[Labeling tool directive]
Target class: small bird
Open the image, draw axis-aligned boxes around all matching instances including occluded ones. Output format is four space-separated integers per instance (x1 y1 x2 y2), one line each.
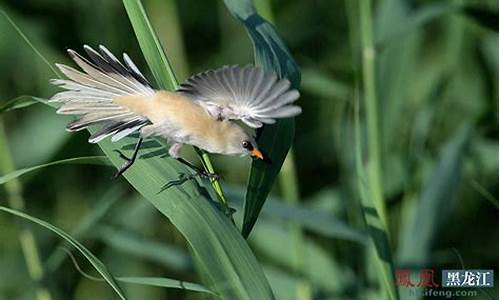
50 45 301 177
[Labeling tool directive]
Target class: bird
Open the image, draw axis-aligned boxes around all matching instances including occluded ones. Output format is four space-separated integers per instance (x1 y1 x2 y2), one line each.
49 45 301 178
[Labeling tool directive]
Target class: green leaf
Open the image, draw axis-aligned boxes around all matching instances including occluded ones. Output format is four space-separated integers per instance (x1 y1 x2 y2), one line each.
96 135 274 299
96 225 192 272
122 0 178 90
0 10 61 78
250 220 355 293
397 125 471 266
117 277 214 295
0 95 40 113
0 156 110 185
0 206 128 300
375 2 458 46
59 243 213 295
225 185 367 243
46 186 125 272
222 0 301 238
354 99 398 300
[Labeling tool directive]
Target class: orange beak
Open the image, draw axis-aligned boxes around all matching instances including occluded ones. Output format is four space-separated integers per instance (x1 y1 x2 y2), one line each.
251 148 264 160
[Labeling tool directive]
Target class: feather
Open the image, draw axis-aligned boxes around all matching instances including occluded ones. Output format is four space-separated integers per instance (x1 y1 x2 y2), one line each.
177 65 300 128
50 45 153 140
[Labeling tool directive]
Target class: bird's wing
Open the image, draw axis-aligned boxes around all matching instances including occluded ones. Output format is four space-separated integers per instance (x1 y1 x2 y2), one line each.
50 45 155 143
176 65 301 128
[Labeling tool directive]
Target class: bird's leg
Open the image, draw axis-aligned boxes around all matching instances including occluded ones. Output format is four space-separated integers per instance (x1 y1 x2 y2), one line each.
158 159 219 193
176 157 220 181
167 143 219 180
158 144 219 192
113 137 143 178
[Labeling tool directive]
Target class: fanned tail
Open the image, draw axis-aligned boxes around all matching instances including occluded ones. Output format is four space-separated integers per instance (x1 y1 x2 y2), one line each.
50 45 154 143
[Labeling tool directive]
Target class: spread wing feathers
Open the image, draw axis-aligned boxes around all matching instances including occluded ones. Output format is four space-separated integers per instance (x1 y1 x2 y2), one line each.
49 45 155 143
177 65 301 128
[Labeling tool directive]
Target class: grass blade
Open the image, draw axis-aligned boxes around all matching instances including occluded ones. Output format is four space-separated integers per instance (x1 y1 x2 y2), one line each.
0 156 110 185
398 125 471 265
222 0 301 238
46 186 124 272
225 185 367 243
0 95 40 114
121 0 177 90
96 225 192 272
354 97 397 300
116 277 214 295
0 10 60 78
0 206 128 300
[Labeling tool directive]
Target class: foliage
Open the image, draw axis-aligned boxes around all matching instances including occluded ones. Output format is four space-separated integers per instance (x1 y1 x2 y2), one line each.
0 0 497 299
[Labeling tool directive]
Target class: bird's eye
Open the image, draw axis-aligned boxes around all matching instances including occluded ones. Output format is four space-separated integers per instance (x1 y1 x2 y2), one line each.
242 140 253 150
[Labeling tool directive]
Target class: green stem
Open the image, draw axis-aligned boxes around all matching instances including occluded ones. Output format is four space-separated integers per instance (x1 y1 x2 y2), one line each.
0 119 53 300
359 0 388 228
358 2 398 300
196 149 230 216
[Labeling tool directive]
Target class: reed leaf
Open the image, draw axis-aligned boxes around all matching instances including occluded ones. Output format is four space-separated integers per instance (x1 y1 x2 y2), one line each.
222 0 301 238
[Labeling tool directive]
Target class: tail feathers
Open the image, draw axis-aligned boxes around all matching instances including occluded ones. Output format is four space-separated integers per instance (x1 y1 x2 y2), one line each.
88 117 146 143
50 45 154 142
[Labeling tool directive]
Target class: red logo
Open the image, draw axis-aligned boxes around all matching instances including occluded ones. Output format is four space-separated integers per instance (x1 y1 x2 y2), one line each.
395 269 439 288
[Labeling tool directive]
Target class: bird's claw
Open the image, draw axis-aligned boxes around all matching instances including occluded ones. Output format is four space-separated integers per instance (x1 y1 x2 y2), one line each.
113 149 130 161
112 149 133 178
157 171 220 193
198 170 220 181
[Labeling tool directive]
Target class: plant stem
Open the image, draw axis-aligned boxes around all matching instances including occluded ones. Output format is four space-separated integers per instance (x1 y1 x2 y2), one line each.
0 119 53 300
358 2 398 300
359 0 388 228
196 149 231 216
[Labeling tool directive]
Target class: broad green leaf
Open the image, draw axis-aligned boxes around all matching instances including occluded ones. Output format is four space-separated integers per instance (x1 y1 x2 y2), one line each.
95 134 274 299
222 0 301 238
0 95 40 113
0 206 128 300
0 156 110 185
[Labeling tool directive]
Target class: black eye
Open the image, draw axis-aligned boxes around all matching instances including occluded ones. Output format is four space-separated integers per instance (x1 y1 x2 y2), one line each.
242 140 253 150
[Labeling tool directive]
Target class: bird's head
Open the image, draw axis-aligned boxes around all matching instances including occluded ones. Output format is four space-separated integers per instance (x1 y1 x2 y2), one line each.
223 124 270 163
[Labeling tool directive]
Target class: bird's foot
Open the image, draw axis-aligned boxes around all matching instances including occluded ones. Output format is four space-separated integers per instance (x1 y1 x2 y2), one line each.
112 149 133 178
157 171 220 193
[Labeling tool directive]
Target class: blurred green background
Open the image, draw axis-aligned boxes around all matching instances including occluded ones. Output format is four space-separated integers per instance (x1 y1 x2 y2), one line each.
0 0 498 299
